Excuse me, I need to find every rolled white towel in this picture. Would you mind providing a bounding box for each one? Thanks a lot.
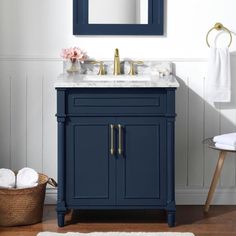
[213,132,236,147]
[16,167,38,188]
[215,142,236,151]
[0,168,16,188]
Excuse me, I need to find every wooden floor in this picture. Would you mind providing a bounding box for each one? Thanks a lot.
[1,205,236,236]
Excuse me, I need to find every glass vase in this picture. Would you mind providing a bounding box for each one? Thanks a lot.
[66,60,80,73]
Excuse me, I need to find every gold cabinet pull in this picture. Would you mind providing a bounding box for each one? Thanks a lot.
[110,124,115,155]
[118,124,123,155]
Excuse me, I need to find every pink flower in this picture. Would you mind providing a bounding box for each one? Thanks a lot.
[60,47,88,63]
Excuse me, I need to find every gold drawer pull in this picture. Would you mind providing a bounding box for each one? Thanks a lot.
[110,124,115,155]
[118,124,123,155]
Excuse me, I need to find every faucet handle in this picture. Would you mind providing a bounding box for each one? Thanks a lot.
[90,60,106,75]
[128,61,144,75]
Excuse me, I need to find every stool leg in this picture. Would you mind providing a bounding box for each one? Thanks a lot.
[204,151,227,213]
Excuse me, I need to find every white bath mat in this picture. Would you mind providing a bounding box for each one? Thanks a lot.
[37,232,195,236]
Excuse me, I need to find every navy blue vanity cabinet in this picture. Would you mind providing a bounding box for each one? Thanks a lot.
[116,117,166,206]
[66,117,116,206]
[56,88,176,227]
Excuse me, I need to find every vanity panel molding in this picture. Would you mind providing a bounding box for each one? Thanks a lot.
[67,89,167,115]
[116,117,167,206]
[66,117,116,206]
[56,88,176,227]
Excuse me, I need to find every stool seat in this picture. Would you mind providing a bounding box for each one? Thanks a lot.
[203,137,234,213]
[203,137,236,152]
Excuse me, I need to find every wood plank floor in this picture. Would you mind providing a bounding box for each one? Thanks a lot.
[1,205,236,236]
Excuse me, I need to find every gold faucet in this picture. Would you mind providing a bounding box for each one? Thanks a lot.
[113,48,121,75]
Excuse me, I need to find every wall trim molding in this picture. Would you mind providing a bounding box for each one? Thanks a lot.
[0,55,212,62]
[1,55,236,62]
[1,54,236,62]
[0,55,62,62]
[45,188,236,205]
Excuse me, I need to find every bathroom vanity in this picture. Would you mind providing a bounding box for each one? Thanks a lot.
[55,62,179,227]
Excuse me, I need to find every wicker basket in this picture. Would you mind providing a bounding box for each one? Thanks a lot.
[0,173,57,227]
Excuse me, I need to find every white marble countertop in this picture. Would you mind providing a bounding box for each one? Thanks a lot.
[54,74,179,88]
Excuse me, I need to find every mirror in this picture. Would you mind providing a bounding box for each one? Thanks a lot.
[88,0,148,24]
[73,0,164,35]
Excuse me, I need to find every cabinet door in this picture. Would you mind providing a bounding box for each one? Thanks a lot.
[66,117,116,206]
[116,117,166,206]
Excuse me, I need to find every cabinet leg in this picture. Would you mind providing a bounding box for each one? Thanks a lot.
[57,212,65,227]
[167,211,176,227]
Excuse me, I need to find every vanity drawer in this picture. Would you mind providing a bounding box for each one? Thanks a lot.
[66,89,167,115]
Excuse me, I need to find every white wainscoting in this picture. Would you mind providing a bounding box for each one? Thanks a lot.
[1,57,236,205]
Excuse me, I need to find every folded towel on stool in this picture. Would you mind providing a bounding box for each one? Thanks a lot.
[0,168,16,188]
[213,132,236,147]
[16,167,38,188]
[215,142,236,151]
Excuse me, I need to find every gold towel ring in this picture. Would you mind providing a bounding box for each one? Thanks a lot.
[206,23,232,48]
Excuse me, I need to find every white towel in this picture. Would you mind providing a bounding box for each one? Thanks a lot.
[206,47,231,102]
[0,168,16,188]
[213,132,236,147]
[215,142,236,151]
[16,167,38,188]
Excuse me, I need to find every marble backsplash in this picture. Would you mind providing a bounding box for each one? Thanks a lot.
[63,60,172,77]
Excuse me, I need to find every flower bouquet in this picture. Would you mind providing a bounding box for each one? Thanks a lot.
[61,47,87,73]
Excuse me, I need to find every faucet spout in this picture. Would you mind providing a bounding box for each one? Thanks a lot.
[113,48,121,75]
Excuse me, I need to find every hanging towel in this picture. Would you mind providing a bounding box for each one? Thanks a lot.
[0,168,16,188]
[213,132,236,146]
[206,47,231,102]
[16,167,38,188]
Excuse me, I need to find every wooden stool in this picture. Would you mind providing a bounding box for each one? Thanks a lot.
[203,138,235,213]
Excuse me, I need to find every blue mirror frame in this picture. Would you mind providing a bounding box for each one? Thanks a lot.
[73,0,164,35]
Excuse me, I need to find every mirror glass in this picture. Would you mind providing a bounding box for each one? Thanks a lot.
[88,0,148,24]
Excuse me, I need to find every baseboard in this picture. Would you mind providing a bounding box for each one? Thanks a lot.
[45,188,236,205]
[176,188,236,205]
[45,188,57,204]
